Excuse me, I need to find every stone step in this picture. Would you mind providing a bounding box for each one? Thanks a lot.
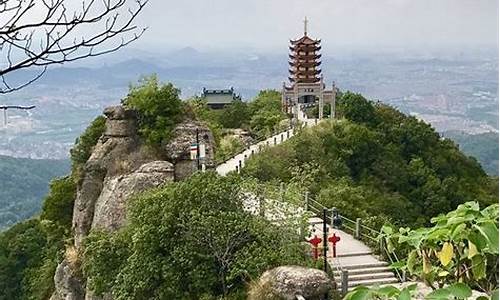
[337,251,373,258]
[333,266,392,276]
[348,277,400,288]
[345,272,396,281]
[341,261,389,270]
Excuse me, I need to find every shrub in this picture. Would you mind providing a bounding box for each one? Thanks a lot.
[122,75,184,146]
[70,116,106,169]
[83,172,307,299]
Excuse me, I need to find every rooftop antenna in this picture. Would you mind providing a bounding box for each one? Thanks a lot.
[303,16,308,36]
[0,105,36,126]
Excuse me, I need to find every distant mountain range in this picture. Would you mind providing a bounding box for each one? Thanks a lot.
[0,47,497,162]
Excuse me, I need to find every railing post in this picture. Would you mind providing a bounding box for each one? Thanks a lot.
[379,236,385,255]
[280,182,285,201]
[322,208,328,273]
[304,192,309,212]
[355,218,361,239]
[259,194,265,217]
[341,269,348,295]
[330,209,335,229]
[402,270,407,282]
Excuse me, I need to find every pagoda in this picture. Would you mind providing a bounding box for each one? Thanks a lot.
[282,17,336,120]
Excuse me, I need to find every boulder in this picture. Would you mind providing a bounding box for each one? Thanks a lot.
[103,105,137,120]
[52,259,85,300]
[91,161,174,231]
[250,266,332,300]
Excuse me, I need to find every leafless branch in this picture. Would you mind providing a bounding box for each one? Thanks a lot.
[0,0,148,93]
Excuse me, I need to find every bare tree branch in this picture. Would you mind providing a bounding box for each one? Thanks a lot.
[0,0,149,93]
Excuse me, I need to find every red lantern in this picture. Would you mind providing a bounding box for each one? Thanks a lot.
[307,235,322,260]
[328,233,341,257]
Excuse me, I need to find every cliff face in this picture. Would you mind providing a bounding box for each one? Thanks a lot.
[51,105,215,300]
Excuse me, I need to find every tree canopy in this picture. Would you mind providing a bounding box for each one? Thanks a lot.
[242,92,497,228]
[83,172,307,299]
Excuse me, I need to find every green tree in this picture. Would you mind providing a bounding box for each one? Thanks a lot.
[122,75,184,146]
[219,100,251,129]
[83,172,307,299]
[249,90,288,136]
[70,116,106,169]
[338,91,377,125]
[0,219,48,299]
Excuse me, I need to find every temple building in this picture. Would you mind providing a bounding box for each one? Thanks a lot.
[201,87,242,109]
[282,17,336,120]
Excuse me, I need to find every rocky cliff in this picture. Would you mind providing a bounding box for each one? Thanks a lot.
[52,105,215,300]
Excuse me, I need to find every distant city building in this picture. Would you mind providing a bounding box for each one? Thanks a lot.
[201,87,242,109]
[282,17,337,120]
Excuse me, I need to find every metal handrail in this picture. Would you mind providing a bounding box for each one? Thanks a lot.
[305,193,406,284]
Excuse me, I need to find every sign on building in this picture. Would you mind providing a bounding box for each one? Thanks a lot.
[190,143,198,160]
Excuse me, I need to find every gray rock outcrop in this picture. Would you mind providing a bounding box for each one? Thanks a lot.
[91,160,174,231]
[249,266,332,300]
[51,259,85,300]
[164,119,216,180]
[53,106,217,300]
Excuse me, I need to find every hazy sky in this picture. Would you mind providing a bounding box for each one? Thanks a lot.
[132,0,499,52]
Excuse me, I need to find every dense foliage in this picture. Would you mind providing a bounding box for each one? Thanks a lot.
[345,202,499,299]
[444,131,499,176]
[382,202,499,293]
[188,89,289,163]
[242,92,497,228]
[0,113,96,299]
[0,155,70,230]
[69,115,106,171]
[122,75,185,146]
[0,176,76,300]
[83,172,307,299]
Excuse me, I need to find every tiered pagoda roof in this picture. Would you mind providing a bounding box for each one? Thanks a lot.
[288,32,322,84]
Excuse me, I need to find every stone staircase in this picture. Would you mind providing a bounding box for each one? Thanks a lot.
[308,217,400,293]
[332,254,399,291]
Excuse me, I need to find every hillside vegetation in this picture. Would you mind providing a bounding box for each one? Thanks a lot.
[0,80,497,299]
[0,156,70,230]
[242,92,497,228]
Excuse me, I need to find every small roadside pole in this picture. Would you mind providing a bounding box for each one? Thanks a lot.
[196,128,200,170]
[322,208,328,273]
[355,218,361,239]
[322,209,329,300]
[304,192,309,211]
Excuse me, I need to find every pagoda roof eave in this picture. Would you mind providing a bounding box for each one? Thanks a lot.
[289,36,321,45]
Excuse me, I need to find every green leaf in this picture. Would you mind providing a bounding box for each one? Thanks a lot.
[447,283,472,299]
[378,285,400,297]
[474,222,499,254]
[398,287,411,300]
[451,223,467,240]
[344,287,370,300]
[407,250,418,274]
[492,289,499,300]
[426,288,451,300]
[471,255,486,279]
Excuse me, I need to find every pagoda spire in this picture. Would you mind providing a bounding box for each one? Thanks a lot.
[303,16,308,36]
